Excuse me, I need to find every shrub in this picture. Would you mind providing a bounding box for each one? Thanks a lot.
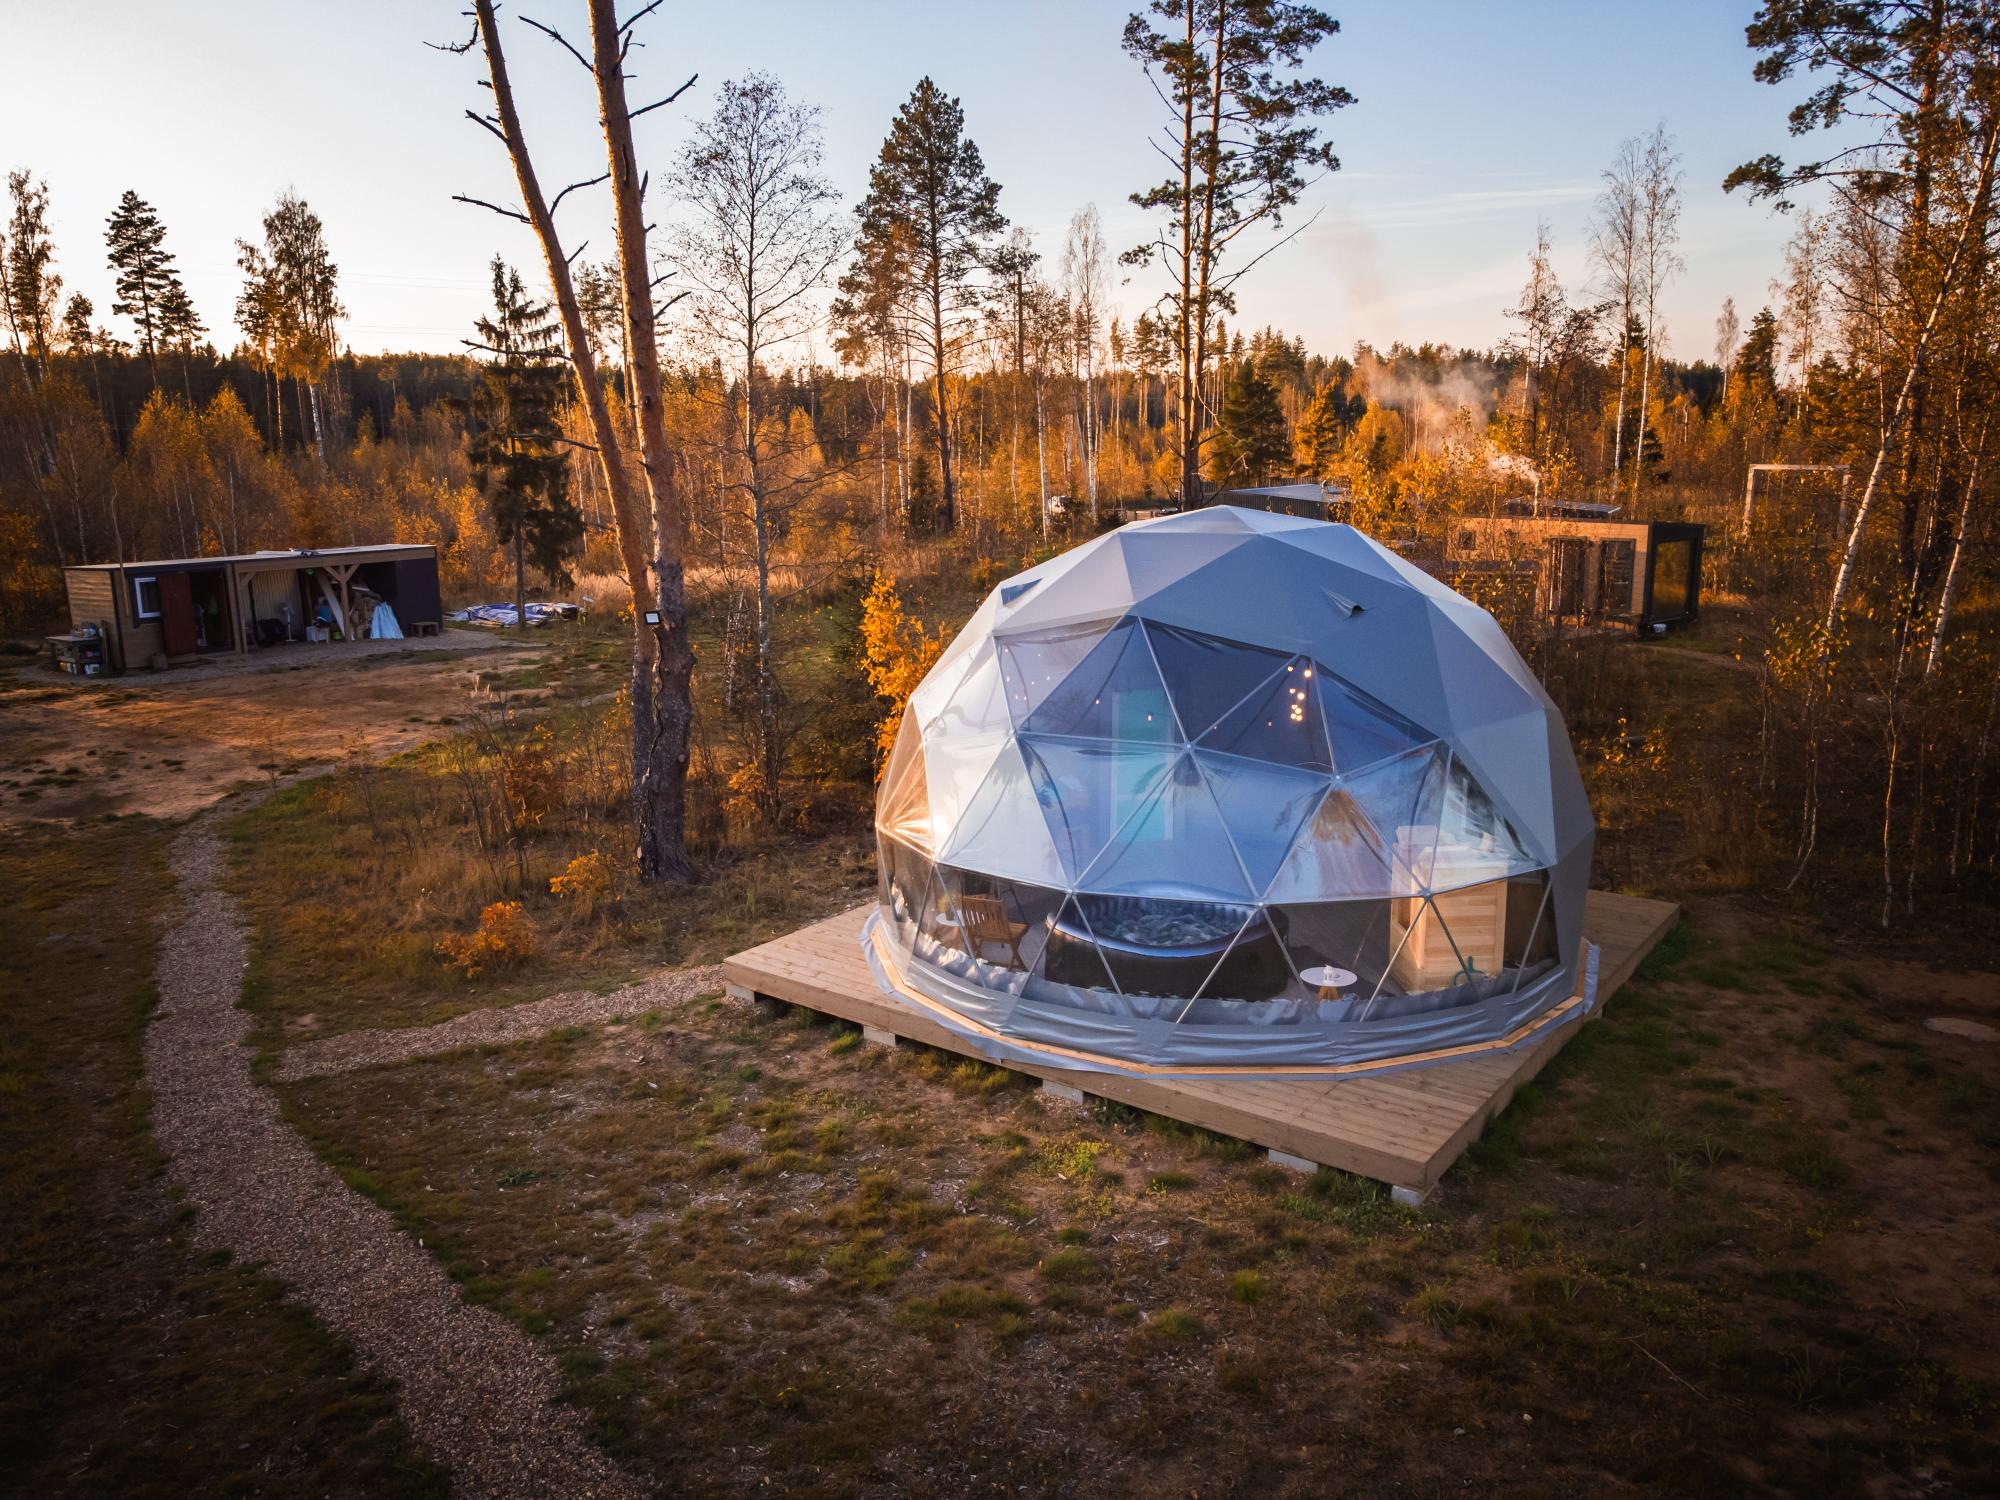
[436,900,539,978]
[548,850,614,920]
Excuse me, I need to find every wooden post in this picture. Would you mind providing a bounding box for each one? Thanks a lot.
[325,563,357,641]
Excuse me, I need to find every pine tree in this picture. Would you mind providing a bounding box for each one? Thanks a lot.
[156,282,206,399]
[1293,383,1348,477]
[1209,360,1289,486]
[58,294,93,355]
[468,258,582,634]
[839,78,1006,533]
[105,190,189,384]
[1123,1,1351,507]
[1735,307,1780,401]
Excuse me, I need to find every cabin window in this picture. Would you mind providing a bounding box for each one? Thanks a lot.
[133,576,162,620]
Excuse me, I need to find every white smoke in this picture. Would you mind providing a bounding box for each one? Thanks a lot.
[1346,350,1502,455]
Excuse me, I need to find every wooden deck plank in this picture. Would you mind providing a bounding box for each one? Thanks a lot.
[725,891,1677,1193]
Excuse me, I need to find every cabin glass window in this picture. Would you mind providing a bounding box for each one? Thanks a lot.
[133,576,161,620]
[1597,539,1636,615]
[1652,540,1693,621]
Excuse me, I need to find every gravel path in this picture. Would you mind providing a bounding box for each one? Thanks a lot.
[143,802,642,1499]
[277,965,728,1082]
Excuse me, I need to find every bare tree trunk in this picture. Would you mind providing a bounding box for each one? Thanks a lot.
[1610,333,1628,481]
[588,0,696,881]
[472,0,693,882]
[929,278,956,531]
[1827,123,1998,635]
[1629,340,1651,503]
[1925,420,1987,678]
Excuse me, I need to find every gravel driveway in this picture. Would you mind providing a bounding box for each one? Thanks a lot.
[143,799,642,1498]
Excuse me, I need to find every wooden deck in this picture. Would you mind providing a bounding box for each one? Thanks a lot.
[722,891,1678,1202]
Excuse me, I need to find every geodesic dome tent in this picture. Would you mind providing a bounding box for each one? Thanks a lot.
[864,507,1595,1075]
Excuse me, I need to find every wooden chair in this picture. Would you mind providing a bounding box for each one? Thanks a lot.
[959,895,1030,968]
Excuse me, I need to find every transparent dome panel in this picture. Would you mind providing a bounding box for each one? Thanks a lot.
[927,867,1065,976]
[1017,736,1175,884]
[1431,753,1546,882]
[1076,751,1255,903]
[995,618,1115,728]
[1190,750,1330,896]
[1264,784,1399,902]
[1143,621,1294,742]
[1020,616,1179,744]
[1313,667,1435,774]
[938,740,1069,887]
[876,713,933,854]
[1197,657,1335,771]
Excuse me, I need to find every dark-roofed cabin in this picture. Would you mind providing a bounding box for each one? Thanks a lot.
[61,544,442,672]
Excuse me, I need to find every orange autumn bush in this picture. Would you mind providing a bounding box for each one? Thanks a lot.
[436,900,539,978]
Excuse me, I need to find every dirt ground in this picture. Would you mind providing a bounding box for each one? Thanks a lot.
[0,633,547,824]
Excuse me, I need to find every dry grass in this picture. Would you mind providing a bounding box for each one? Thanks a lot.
[275,920,2000,1497]
[227,762,873,1047]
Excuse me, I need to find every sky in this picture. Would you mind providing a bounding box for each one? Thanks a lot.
[1,0,1825,366]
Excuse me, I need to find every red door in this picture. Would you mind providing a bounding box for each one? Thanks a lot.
[160,573,197,656]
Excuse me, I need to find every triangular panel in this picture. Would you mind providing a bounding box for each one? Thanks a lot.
[925,643,1008,738]
[1338,742,1448,892]
[1265,784,1400,901]
[1191,750,1330,896]
[1197,657,1334,771]
[1145,622,1294,742]
[920,732,1009,855]
[1017,736,1175,884]
[994,618,1117,728]
[1314,668,1434,775]
[1036,894,1120,991]
[1186,906,1295,1005]
[1428,753,1544,887]
[1115,527,1257,599]
[877,729,933,854]
[1022,617,1179,744]
[938,740,1068,887]
[1076,752,1254,902]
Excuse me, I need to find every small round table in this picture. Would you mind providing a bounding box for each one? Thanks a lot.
[1299,965,1359,1001]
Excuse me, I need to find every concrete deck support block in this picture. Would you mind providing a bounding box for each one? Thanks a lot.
[861,1024,900,1049]
[1040,1079,1087,1105]
[1391,1183,1432,1208]
[1267,1148,1321,1174]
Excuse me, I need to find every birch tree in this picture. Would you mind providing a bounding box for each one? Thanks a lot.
[1590,137,1641,480]
[1630,124,1684,500]
[669,73,843,824]
[1061,204,1109,519]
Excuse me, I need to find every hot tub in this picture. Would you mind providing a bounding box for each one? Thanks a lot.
[1043,894,1289,1000]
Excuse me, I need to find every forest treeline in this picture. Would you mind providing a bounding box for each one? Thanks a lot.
[2,1,1998,931]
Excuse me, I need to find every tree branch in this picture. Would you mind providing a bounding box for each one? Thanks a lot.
[425,20,479,54]
[617,0,664,53]
[460,337,574,361]
[519,16,595,73]
[630,73,698,118]
[550,172,610,214]
[453,194,532,224]
[464,109,510,147]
